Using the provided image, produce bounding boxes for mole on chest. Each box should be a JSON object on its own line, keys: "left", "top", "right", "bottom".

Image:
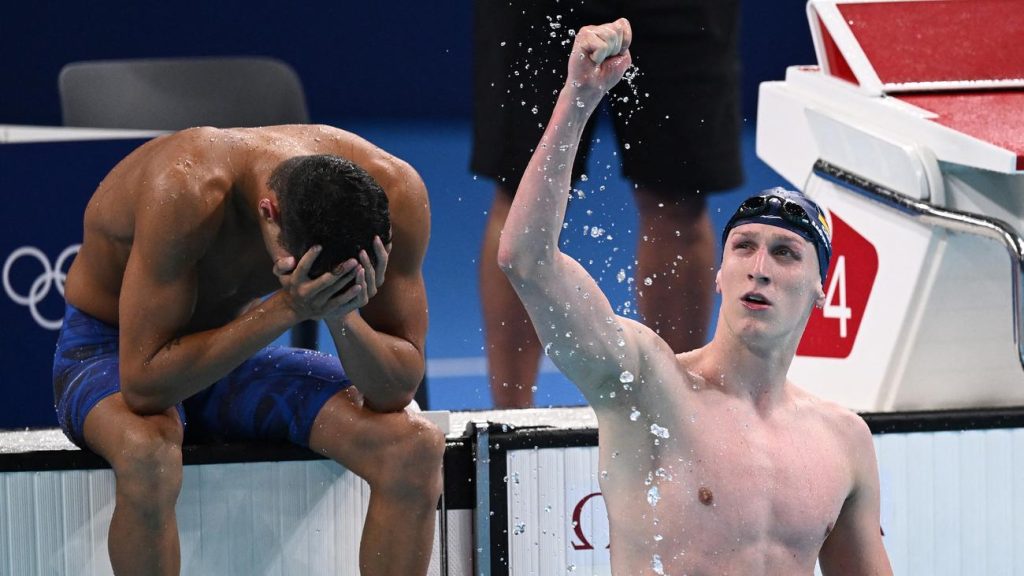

{"left": 698, "top": 486, "right": 714, "bottom": 506}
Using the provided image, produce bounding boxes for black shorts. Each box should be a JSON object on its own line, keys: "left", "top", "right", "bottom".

{"left": 471, "top": 0, "right": 743, "bottom": 195}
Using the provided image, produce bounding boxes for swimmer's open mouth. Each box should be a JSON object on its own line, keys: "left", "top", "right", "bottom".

{"left": 741, "top": 292, "right": 771, "bottom": 306}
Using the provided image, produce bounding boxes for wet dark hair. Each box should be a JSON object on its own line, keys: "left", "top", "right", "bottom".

{"left": 269, "top": 154, "right": 391, "bottom": 278}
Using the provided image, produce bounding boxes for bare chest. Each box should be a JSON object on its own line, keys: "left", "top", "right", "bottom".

{"left": 676, "top": 420, "right": 848, "bottom": 545}
{"left": 600, "top": 407, "right": 851, "bottom": 563}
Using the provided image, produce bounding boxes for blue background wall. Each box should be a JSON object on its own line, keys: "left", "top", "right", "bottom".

{"left": 1, "top": 1, "right": 814, "bottom": 125}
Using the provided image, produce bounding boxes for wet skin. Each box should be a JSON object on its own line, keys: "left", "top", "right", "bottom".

{"left": 65, "top": 124, "right": 431, "bottom": 412}
{"left": 62, "top": 124, "right": 443, "bottom": 576}
{"left": 499, "top": 19, "right": 892, "bottom": 575}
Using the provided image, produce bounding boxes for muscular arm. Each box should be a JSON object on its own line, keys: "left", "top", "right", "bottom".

{"left": 497, "top": 20, "right": 671, "bottom": 405}
{"left": 818, "top": 415, "right": 893, "bottom": 575}
{"left": 118, "top": 182, "right": 287, "bottom": 413}
{"left": 324, "top": 161, "right": 430, "bottom": 413}
{"left": 118, "top": 175, "right": 352, "bottom": 414}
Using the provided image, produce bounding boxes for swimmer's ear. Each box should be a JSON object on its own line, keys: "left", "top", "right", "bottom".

{"left": 814, "top": 281, "right": 826, "bottom": 308}
{"left": 258, "top": 198, "right": 280, "bottom": 223}
{"left": 714, "top": 269, "right": 722, "bottom": 294}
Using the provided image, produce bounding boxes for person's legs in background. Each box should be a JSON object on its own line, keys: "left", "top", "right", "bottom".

{"left": 632, "top": 189, "right": 715, "bottom": 352}
{"left": 616, "top": 0, "right": 743, "bottom": 350}
{"left": 471, "top": 1, "right": 598, "bottom": 408}
{"left": 472, "top": 0, "right": 742, "bottom": 405}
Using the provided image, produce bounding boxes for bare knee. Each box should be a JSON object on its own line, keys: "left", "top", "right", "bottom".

{"left": 366, "top": 414, "right": 445, "bottom": 499}
{"left": 108, "top": 415, "right": 183, "bottom": 506}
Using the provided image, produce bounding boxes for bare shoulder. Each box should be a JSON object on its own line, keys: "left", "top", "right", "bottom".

{"left": 93, "top": 127, "right": 233, "bottom": 225}
{"left": 794, "top": 389, "right": 876, "bottom": 464}
{"left": 797, "top": 390, "right": 870, "bottom": 433}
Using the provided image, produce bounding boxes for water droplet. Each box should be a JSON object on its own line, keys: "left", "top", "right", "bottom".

{"left": 567, "top": 564, "right": 577, "bottom": 572}
{"left": 544, "top": 342, "right": 553, "bottom": 356}
{"left": 616, "top": 268, "right": 627, "bottom": 283}
{"left": 650, "top": 423, "right": 670, "bottom": 438}
{"left": 651, "top": 554, "right": 664, "bottom": 575}
{"left": 644, "top": 277, "right": 654, "bottom": 286}
{"left": 654, "top": 533, "right": 663, "bottom": 541}
{"left": 647, "top": 485, "right": 661, "bottom": 507}
{"left": 629, "top": 408, "right": 641, "bottom": 421}
{"left": 513, "top": 522, "right": 526, "bottom": 535}
{"left": 619, "top": 371, "right": 635, "bottom": 384}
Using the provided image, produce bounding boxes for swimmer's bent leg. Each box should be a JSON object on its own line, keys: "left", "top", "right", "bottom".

{"left": 84, "top": 396, "right": 184, "bottom": 576}
{"left": 185, "top": 346, "right": 445, "bottom": 576}
{"left": 308, "top": 389, "right": 445, "bottom": 576}
{"left": 53, "top": 304, "right": 185, "bottom": 575}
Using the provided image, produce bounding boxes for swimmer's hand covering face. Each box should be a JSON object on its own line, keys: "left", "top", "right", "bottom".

{"left": 272, "top": 237, "right": 389, "bottom": 322}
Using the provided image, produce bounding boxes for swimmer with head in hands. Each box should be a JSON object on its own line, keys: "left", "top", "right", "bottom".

{"left": 498, "top": 18, "right": 892, "bottom": 575}
{"left": 54, "top": 124, "right": 443, "bottom": 575}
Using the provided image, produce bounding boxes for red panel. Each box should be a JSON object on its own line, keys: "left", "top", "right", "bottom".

{"left": 818, "top": 15, "right": 858, "bottom": 85}
{"left": 899, "top": 90, "right": 1024, "bottom": 169}
{"left": 836, "top": 0, "right": 1024, "bottom": 85}
{"left": 797, "top": 213, "right": 879, "bottom": 359}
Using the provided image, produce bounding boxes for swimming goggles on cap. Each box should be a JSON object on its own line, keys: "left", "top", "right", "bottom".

{"left": 733, "top": 194, "right": 819, "bottom": 240}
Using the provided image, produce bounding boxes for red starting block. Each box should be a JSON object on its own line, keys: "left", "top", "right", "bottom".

{"left": 758, "top": 0, "right": 1024, "bottom": 410}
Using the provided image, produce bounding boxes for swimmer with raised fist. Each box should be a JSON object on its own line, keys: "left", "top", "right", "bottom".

{"left": 499, "top": 19, "right": 892, "bottom": 575}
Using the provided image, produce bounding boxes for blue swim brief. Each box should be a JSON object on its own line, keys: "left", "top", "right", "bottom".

{"left": 53, "top": 303, "right": 351, "bottom": 448}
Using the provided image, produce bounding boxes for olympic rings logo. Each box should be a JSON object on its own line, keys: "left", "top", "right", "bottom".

{"left": 3, "top": 245, "right": 80, "bottom": 330}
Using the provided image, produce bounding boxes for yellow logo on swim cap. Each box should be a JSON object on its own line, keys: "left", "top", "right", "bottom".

{"left": 818, "top": 213, "right": 831, "bottom": 239}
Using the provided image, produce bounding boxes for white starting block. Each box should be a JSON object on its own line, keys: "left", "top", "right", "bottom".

{"left": 758, "top": 0, "right": 1024, "bottom": 411}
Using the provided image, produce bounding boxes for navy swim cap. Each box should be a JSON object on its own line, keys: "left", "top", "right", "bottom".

{"left": 721, "top": 187, "right": 833, "bottom": 284}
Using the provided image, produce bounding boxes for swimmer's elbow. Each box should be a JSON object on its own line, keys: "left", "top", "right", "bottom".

{"left": 119, "top": 369, "right": 173, "bottom": 415}
{"left": 364, "top": 390, "right": 417, "bottom": 414}
{"left": 496, "top": 240, "right": 519, "bottom": 275}
{"left": 497, "top": 234, "right": 552, "bottom": 281}
{"left": 120, "top": 386, "right": 170, "bottom": 416}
